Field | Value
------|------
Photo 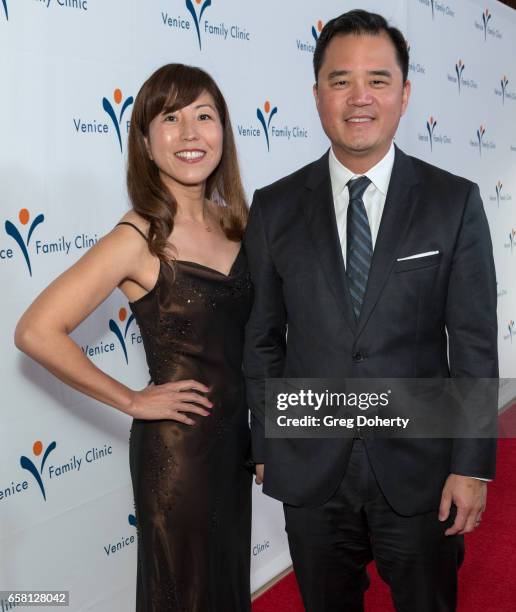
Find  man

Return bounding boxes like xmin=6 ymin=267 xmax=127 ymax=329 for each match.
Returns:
xmin=244 ymin=9 xmax=497 ymax=612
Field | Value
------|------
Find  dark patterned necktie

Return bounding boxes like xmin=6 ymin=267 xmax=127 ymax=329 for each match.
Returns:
xmin=346 ymin=176 xmax=372 ymax=319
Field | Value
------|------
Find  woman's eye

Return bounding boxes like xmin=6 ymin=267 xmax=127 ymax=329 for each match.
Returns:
xmin=164 ymin=114 xmax=177 ymax=122
xmin=199 ymin=113 xmax=212 ymax=120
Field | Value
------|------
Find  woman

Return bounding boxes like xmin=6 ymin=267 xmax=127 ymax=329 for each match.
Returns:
xmin=15 ymin=64 xmax=253 ymax=611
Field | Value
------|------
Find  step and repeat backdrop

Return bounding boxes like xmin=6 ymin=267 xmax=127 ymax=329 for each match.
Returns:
xmin=1 ymin=0 xmax=515 ymax=610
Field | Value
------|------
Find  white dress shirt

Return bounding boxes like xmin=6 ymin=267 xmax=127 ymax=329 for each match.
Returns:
xmin=329 ymin=142 xmax=395 ymax=263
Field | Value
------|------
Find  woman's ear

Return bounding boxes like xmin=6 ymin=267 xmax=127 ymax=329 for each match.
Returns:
xmin=143 ymin=136 xmax=154 ymax=161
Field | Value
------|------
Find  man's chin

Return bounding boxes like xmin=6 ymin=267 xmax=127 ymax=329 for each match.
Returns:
xmin=336 ymin=142 xmax=376 ymax=157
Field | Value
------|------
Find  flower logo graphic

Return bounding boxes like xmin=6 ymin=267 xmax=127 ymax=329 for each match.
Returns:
xmin=102 ymin=88 xmax=134 ymax=153
xmin=501 ymin=75 xmax=509 ymax=105
xmin=1 ymin=0 xmax=8 ymax=20
xmin=185 ymin=0 xmax=212 ymax=50
xmin=109 ymin=307 xmax=136 ymax=364
xmin=495 ymin=181 xmax=503 ymax=207
xmin=508 ymin=320 xmax=515 ymax=342
xmin=128 ymin=513 xmax=137 ymax=527
xmin=20 ymin=440 xmax=57 ymax=501
xmin=4 ymin=208 xmax=45 ymax=276
xmin=256 ymin=101 xmax=278 ymax=152
xmin=311 ymin=20 xmax=323 ymax=44
xmin=455 ymin=60 xmax=465 ymax=94
xmin=477 ymin=125 xmax=486 ymax=155
xmin=509 ymin=229 xmax=516 ymax=252
xmin=482 ymin=8 xmax=491 ymax=41
xmin=426 ymin=116 xmax=437 ymax=151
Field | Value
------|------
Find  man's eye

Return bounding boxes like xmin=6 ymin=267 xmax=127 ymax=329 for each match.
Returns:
xmin=334 ymin=80 xmax=348 ymax=87
xmin=371 ymin=80 xmax=387 ymax=86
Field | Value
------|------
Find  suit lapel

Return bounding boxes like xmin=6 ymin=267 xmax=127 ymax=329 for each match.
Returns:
xmin=355 ymin=146 xmax=420 ymax=337
xmin=301 ymin=151 xmax=357 ymax=333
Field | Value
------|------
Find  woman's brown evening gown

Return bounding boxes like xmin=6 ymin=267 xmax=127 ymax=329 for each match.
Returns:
xmin=118 ymin=222 xmax=253 ymax=611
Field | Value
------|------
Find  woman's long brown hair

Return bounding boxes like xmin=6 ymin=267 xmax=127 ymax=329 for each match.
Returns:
xmin=127 ymin=64 xmax=248 ymax=263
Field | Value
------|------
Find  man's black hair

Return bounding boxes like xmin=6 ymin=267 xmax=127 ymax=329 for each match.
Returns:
xmin=313 ymin=10 xmax=409 ymax=84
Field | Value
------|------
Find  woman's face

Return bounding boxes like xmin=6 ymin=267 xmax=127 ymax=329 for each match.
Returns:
xmin=145 ymin=90 xmax=223 ymax=192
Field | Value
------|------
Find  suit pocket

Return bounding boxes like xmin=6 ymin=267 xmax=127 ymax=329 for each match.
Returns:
xmin=394 ymin=252 xmax=442 ymax=273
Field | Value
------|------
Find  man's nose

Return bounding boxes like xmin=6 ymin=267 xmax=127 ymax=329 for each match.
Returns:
xmin=347 ymin=83 xmax=374 ymax=106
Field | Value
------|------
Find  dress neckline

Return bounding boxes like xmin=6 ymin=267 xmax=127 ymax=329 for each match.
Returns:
xmin=175 ymin=244 xmax=243 ymax=278
xmin=128 ymin=245 xmax=244 ymax=307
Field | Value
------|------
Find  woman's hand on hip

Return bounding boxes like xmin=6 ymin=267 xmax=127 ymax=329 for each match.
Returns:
xmin=128 ymin=379 xmax=212 ymax=424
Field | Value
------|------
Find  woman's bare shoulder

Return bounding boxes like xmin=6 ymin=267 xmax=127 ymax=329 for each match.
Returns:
xmin=114 ymin=210 xmax=151 ymax=238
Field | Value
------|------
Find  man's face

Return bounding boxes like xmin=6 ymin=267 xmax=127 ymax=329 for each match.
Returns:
xmin=314 ymin=32 xmax=410 ymax=169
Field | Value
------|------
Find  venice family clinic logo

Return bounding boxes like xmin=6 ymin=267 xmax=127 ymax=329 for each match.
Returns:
xmin=4 ymin=209 xmax=45 ymax=276
xmin=508 ymin=320 xmax=515 ymax=342
xmin=482 ymin=8 xmax=491 ymax=40
xmin=109 ymin=307 xmax=136 ymax=364
xmin=490 ymin=181 xmax=511 ymax=207
xmin=509 ymin=229 xmax=516 ymax=252
xmin=495 ymin=75 xmax=515 ymax=104
xmin=426 ymin=116 xmax=437 ymax=151
xmin=475 ymin=8 xmax=501 ymax=40
xmin=185 ymin=0 xmax=211 ymax=49
xmin=102 ymin=89 xmax=134 ymax=153
xmin=419 ymin=0 xmax=455 ymax=20
xmin=447 ymin=60 xmax=477 ymax=93
xmin=296 ymin=20 xmax=323 ymax=53
xmin=495 ymin=181 xmax=503 ymax=207
xmin=20 ymin=440 xmax=57 ymax=501
xmin=407 ymin=42 xmax=427 ymax=76
xmin=471 ymin=124 xmax=494 ymax=154
xmin=257 ymin=101 xmax=278 ymax=152
xmin=103 ymin=512 xmax=138 ymax=558
xmin=477 ymin=125 xmax=486 ymax=155
xmin=311 ymin=20 xmax=323 ymax=43
xmin=455 ymin=60 xmax=465 ymax=94
xmin=501 ymin=76 xmax=509 ymax=105
xmin=161 ymin=1 xmax=250 ymax=47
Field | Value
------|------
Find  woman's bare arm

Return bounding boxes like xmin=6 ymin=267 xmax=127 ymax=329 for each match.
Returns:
xmin=14 ymin=224 xmax=212 ymax=422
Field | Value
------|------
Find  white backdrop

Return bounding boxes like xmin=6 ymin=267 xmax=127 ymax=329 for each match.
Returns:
xmin=0 ymin=1 xmax=515 ymax=610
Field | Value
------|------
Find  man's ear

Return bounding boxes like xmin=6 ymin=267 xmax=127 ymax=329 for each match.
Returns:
xmin=400 ymin=79 xmax=411 ymax=117
xmin=313 ymin=82 xmax=319 ymax=111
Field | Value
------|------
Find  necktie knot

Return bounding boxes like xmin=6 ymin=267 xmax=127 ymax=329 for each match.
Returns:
xmin=347 ymin=176 xmax=371 ymax=202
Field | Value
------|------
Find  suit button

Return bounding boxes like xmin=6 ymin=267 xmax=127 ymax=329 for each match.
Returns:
xmin=352 ymin=352 xmax=364 ymax=362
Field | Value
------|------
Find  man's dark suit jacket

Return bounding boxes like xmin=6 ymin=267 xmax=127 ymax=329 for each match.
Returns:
xmin=243 ymin=145 xmax=498 ymax=516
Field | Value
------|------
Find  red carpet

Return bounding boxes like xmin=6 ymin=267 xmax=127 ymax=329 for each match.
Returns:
xmin=253 ymin=438 xmax=516 ymax=612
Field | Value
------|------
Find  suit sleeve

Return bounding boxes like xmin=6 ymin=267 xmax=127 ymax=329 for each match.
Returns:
xmin=445 ymin=182 xmax=498 ymax=479
xmin=243 ymin=190 xmax=287 ymax=463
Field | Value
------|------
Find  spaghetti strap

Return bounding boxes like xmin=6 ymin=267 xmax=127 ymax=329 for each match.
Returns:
xmin=116 ymin=221 xmax=148 ymax=241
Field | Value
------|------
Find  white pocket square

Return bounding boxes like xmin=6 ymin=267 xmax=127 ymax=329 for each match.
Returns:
xmin=396 ymin=250 xmax=440 ymax=262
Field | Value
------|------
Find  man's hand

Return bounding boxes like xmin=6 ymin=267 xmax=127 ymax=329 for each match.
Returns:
xmin=439 ymin=474 xmax=487 ymax=536
xmin=255 ymin=463 xmax=264 ymax=485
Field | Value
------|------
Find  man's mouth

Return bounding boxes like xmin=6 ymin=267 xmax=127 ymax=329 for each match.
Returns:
xmin=345 ymin=116 xmax=374 ymax=124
